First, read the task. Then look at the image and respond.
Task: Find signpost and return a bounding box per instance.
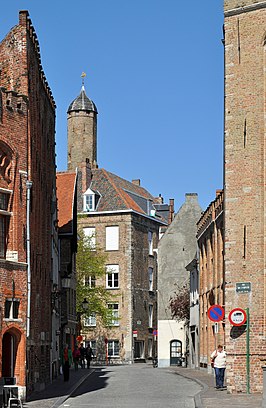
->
[228,308,247,326]
[236,282,251,293]
[207,305,225,322]
[228,307,250,394]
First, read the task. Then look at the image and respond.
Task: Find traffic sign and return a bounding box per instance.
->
[229,308,247,326]
[207,305,225,322]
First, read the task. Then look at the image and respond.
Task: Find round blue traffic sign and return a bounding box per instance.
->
[207,305,225,322]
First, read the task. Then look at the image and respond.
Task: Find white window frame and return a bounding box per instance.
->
[108,340,120,357]
[83,227,96,249]
[85,275,96,288]
[148,231,153,255]
[4,298,19,320]
[148,304,153,328]
[148,267,153,291]
[83,187,99,212]
[84,312,96,327]
[106,265,119,289]
[108,303,119,326]
[106,226,119,251]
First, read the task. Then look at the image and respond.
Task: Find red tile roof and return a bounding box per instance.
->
[57,171,77,233]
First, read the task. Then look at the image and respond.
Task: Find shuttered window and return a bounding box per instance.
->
[106,226,119,251]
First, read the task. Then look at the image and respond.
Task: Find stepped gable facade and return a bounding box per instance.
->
[0,11,57,398]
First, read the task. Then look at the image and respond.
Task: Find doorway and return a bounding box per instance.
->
[170,339,182,366]
[134,340,144,359]
[2,331,17,377]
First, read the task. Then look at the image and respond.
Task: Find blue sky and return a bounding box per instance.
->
[0,1,224,211]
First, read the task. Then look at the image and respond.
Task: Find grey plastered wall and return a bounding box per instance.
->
[157,193,202,320]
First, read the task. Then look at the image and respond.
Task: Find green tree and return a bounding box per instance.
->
[169,283,190,322]
[76,230,114,326]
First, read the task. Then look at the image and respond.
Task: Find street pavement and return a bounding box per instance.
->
[22,364,263,408]
[170,366,263,408]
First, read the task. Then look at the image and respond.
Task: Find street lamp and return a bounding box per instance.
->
[82,298,89,311]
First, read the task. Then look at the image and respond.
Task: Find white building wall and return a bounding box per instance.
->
[158,319,186,367]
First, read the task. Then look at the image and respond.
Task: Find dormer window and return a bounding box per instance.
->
[83,188,100,212]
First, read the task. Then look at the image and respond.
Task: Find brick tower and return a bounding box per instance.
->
[67,79,98,171]
[224,0,266,393]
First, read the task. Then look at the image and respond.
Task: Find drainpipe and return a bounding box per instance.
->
[26,180,32,338]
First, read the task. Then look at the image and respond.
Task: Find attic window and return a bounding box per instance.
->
[83,188,100,212]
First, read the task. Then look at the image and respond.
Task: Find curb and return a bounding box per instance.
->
[172,371,208,408]
[53,369,95,408]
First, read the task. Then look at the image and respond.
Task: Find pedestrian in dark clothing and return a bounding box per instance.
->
[79,343,86,368]
[85,345,94,368]
[61,344,73,381]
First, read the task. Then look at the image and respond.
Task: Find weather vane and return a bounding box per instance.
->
[81,72,86,86]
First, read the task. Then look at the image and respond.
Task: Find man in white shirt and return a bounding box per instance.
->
[211,344,226,389]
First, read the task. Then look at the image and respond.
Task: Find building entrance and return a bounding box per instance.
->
[170,339,182,366]
[134,340,144,359]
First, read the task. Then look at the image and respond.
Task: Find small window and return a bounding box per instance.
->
[148,231,153,255]
[83,227,96,249]
[148,267,153,291]
[5,299,19,319]
[85,275,96,288]
[106,265,119,289]
[106,226,119,251]
[108,303,119,326]
[108,340,120,357]
[84,313,96,327]
[83,188,100,212]
[0,216,6,258]
[0,193,9,211]
[148,304,153,328]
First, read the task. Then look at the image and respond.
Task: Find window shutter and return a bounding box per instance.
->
[106,226,119,250]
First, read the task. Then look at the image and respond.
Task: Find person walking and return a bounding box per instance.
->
[79,343,86,368]
[211,344,226,389]
[72,345,80,371]
[61,344,73,381]
[85,345,94,368]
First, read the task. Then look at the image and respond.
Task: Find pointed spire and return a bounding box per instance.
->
[67,72,98,114]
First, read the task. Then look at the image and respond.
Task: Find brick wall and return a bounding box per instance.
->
[224,1,266,393]
[0,11,57,396]
[197,192,224,370]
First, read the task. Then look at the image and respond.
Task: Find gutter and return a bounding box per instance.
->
[26,180,32,338]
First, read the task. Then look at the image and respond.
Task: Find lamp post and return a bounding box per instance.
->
[82,298,89,311]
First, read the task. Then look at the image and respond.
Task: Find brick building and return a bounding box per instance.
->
[0,11,57,398]
[67,84,170,362]
[56,171,78,356]
[197,190,224,371]
[223,0,266,393]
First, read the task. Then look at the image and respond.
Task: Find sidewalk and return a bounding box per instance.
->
[23,368,93,408]
[170,366,263,408]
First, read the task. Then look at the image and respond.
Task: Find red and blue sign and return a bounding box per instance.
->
[207,305,225,322]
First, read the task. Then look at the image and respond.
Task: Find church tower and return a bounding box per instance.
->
[67,78,98,171]
[224,0,266,394]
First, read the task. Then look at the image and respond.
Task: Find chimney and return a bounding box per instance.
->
[155,194,164,204]
[80,158,92,193]
[132,179,140,186]
[168,198,175,224]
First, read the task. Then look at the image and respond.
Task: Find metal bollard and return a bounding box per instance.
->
[262,366,266,407]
